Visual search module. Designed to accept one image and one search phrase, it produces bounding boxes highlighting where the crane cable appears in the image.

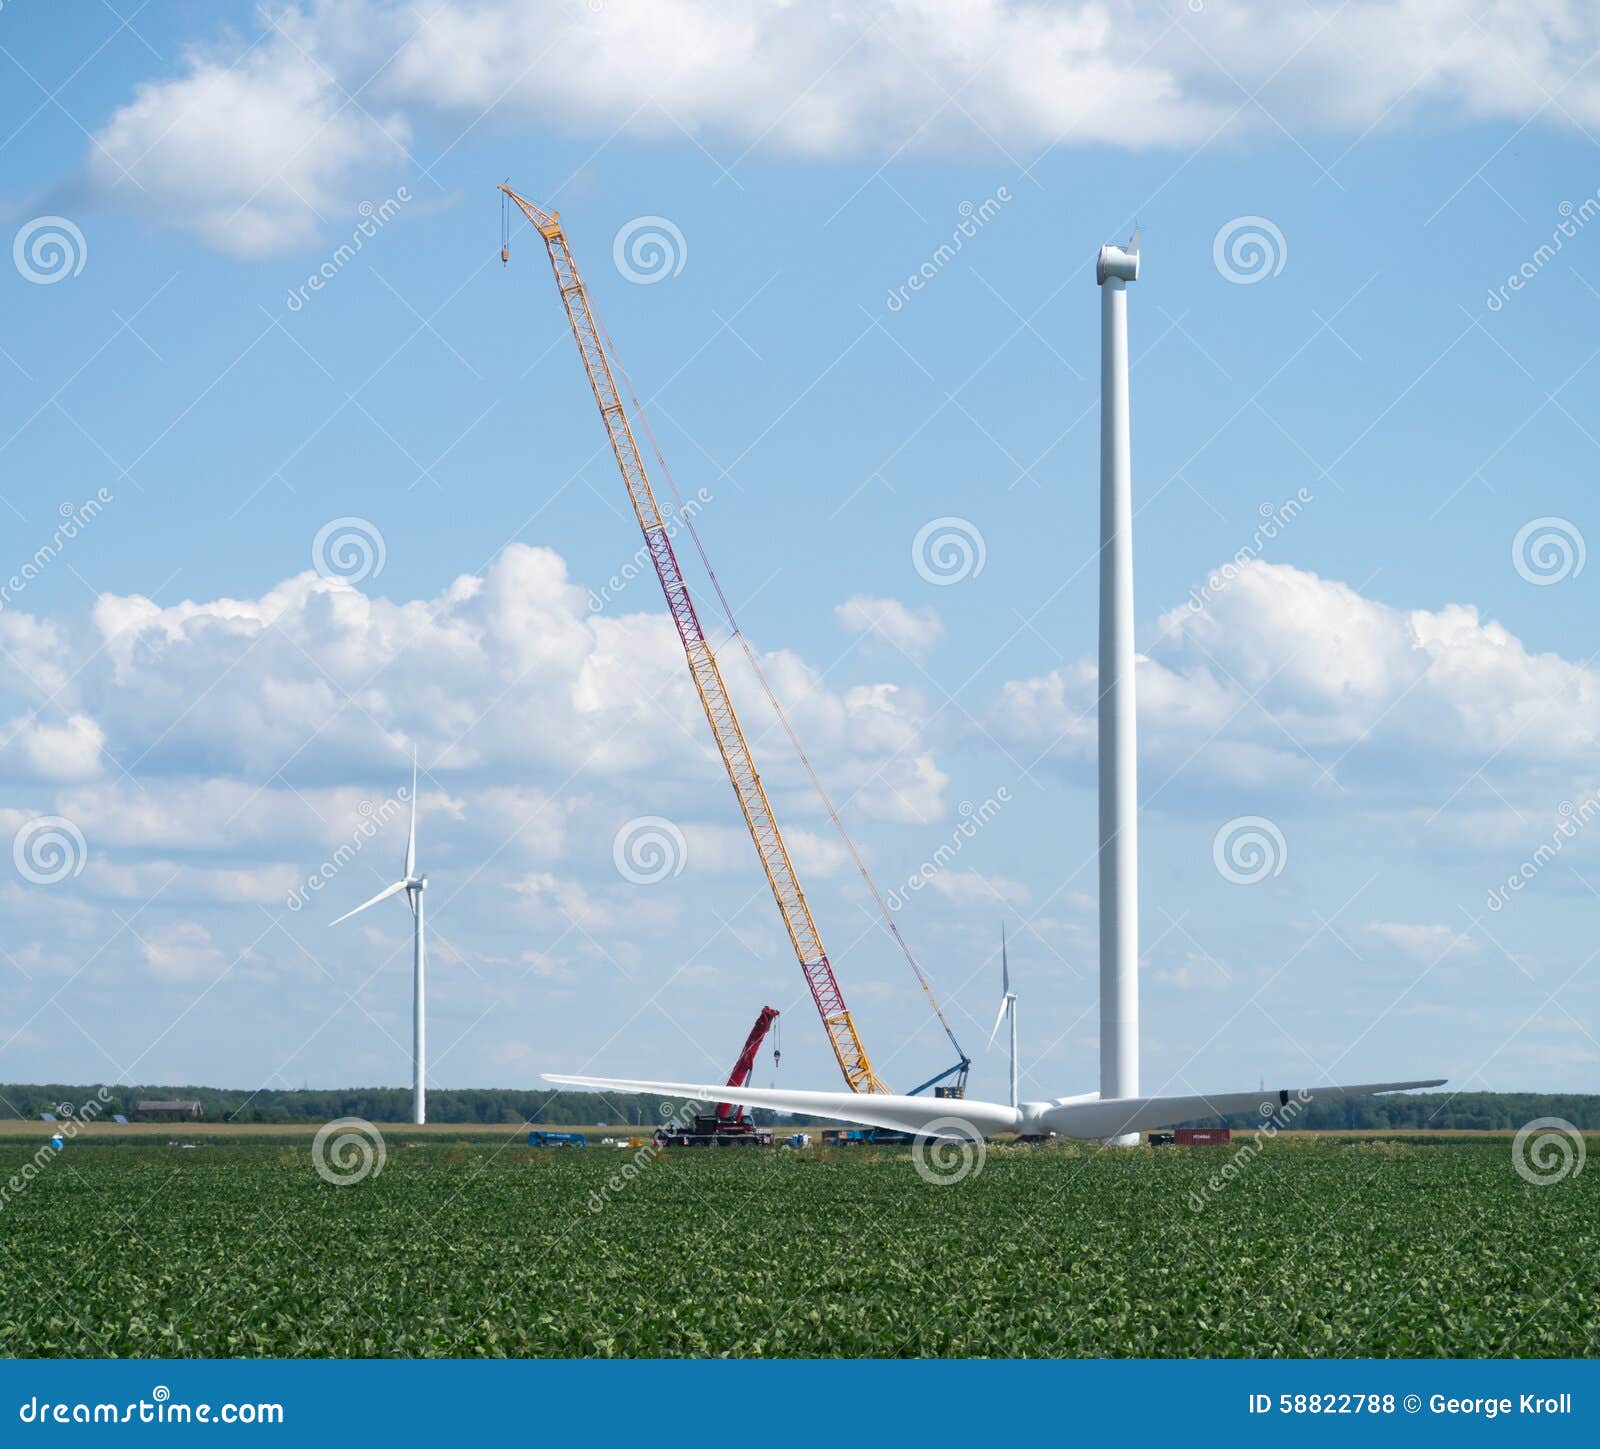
[591,310,968,1070]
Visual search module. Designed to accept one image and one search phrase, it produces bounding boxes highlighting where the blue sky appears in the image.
[2,1,1598,1105]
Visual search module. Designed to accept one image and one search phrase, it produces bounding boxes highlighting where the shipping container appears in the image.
[1173,1127,1231,1146]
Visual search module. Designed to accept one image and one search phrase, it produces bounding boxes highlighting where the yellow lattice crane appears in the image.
[499,185,889,1093]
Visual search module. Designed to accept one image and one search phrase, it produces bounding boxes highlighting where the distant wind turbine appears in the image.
[988,925,1018,1111]
[332,753,429,1125]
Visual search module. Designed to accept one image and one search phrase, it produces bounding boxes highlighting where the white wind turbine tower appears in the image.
[1096,229,1141,1145]
[988,925,1018,1111]
[332,753,429,1125]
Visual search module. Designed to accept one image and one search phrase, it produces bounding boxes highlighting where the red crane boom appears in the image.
[716,1006,779,1121]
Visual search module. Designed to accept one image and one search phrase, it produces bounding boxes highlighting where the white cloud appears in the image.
[78,1,1600,255]
[46,778,409,854]
[924,869,1029,907]
[87,34,410,258]
[1154,951,1234,990]
[95,859,301,906]
[1363,922,1480,962]
[0,610,74,700]
[140,920,228,980]
[463,786,570,862]
[836,595,944,659]
[993,560,1600,797]
[10,713,105,781]
[3,546,942,824]
[505,871,672,943]
[0,542,953,1065]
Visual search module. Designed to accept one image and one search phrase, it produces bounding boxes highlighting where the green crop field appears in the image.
[0,1133,1593,1358]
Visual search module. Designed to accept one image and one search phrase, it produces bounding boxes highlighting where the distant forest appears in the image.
[3,1084,1597,1132]
[0,1084,701,1129]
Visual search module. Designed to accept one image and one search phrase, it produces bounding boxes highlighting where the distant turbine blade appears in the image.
[404,751,418,881]
[988,995,1008,1048]
[1001,922,1009,996]
[330,879,407,926]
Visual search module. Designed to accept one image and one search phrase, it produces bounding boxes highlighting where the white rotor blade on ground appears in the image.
[543,1074,1022,1136]
[545,1074,1443,1142]
[329,878,407,926]
[1040,1079,1448,1141]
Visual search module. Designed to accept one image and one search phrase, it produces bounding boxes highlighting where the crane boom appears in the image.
[716,1005,779,1120]
[502,186,886,1094]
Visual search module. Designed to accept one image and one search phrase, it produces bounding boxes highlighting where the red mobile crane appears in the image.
[656,1007,780,1148]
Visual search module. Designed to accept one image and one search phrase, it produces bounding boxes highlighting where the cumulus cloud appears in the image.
[9,714,104,781]
[86,30,411,257]
[836,595,944,659]
[77,0,1600,255]
[923,869,1029,907]
[5,545,942,824]
[140,920,229,980]
[993,560,1600,798]
[1363,922,1480,962]
[0,542,951,1011]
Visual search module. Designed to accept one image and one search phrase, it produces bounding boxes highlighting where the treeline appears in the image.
[1210,1091,1600,1133]
[3,1084,1596,1132]
[0,1083,721,1127]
